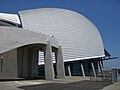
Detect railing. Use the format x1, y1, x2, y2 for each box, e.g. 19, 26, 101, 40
90, 71, 112, 82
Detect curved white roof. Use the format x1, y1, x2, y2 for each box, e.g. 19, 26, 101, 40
0, 13, 20, 24
19, 8, 105, 61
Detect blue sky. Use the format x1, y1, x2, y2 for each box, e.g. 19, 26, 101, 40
0, 0, 120, 69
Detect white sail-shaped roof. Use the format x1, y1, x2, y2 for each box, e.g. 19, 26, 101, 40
19, 8, 105, 61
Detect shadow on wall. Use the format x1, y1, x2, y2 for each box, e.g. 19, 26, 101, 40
18, 80, 112, 90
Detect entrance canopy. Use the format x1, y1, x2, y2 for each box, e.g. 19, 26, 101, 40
0, 26, 59, 54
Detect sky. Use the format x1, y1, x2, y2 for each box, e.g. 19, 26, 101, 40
0, 0, 120, 69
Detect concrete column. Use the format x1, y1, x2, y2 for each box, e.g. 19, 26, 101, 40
97, 60, 101, 73
44, 41, 54, 80
80, 63, 85, 77
31, 48, 39, 77
17, 47, 23, 77
22, 47, 29, 78
91, 62, 96, 77
27, 48, 33, 78
99, 60, 105, 78
68, 65, 71, 76
100, 60, 104, 70
55, 46, 65, 79
98, 60, 102, 73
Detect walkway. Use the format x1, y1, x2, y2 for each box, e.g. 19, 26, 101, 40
0, 76, 113, 90
101, 82, 120, 90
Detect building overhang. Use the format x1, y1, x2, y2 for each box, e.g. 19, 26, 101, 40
0, 13, 20, 25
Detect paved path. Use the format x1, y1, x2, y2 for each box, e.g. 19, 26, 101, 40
0, 77, 112, 90
101, 82, 120, 90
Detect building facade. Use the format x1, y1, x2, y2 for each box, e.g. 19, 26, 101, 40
0, 12, 65, 80
0, 8, 108, 79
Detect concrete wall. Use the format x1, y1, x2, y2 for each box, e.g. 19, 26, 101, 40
0, 26, 59, 55
17, 46, 39, 78
17, 46, 28, 78
0, 49, 18, 79
0, 44, 64, 80
0, 46, 39, 79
